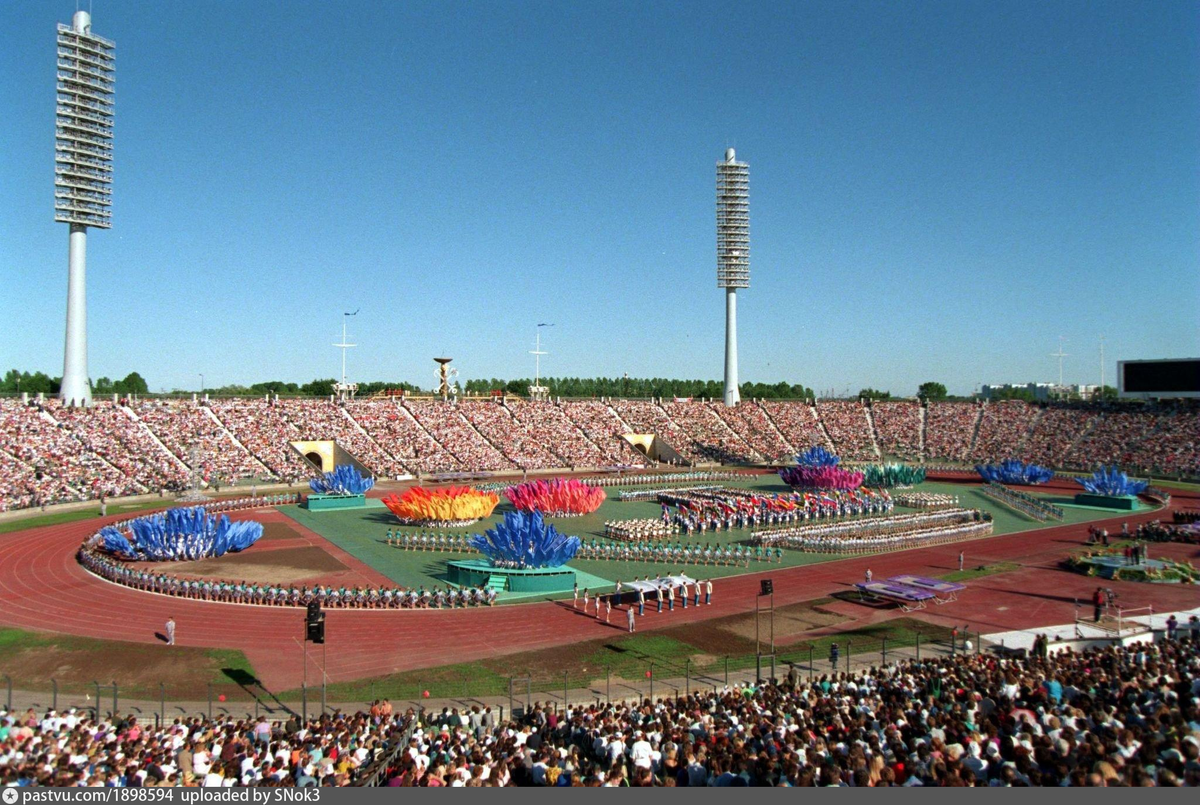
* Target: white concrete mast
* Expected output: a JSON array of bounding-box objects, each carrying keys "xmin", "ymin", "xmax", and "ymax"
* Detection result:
[{"xmin": 55, "ymin": 10, "xmax": 115, "ymax": 406}]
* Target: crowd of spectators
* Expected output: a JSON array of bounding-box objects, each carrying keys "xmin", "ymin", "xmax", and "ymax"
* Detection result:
[
  {"xmin": 869, "ymin": 401, "xmax": 923, "ymax": 461},
  {"xmin": 344, "ymin": 400, "xmax": 460, "ymax": 476},
  {"xmin": 134, "ymin": 401, "xmax": 266, "ymax": 485},
  {"xmin": 1123, "ymin": 406, "xmax": 1200, "ymax": 477},
  {"xmin": 3, "ymin": 396, "xmax": 1198, "ymax": 513},
  {"xmin": 708, "ymin": 402, "xmax": 794, "ymax": 463},
  {"xmin": 403, "ymin": 401, "xmax": 515, "ymax": 474},
  {"xmin": 50, "ymin": 401, "xmax": 188, "ymax": 494},
  {"xmin": 759, "ymin": 401, "xmax": 828, "ymax": 455},
  {"xmin": 610, "ymin": 401, "xmax": 705, "ymax": 463},
  {"xmin": 1065, "ymin": 409, "xmax": 1155, "ymax": 469},
  {"xmin": 924, "ymin": 403, "xmax": 981, "ymax": 461},
  {"xmin": 369, "ymin": 635, "xmax": 1200, "ymax": 787},
  {"xmin": 558, "ymin": 401, "xmax": 647, "ymax": 466},
  {"xmin": 458, "ymin": 401, "xmax": 562, "ymax": 470},
  {"xmin": 0, "ymin": 704, "xmax": 415, "ymax": 787},
  {"xmin": 207, "ymin": 400, "xmax": 310, "ymax": 482},
  {"xmin": 275, "ymin": 400, "xmax": 408, "ymax": 479},
  {"xmin": 1021, "ymin": 408, "xmax": 1097, "ymax": 468},
  {"xmin": 661, "ymin": 402, "xmax": 755, "ymax": 464},
  {"xmin": 815, "ymin": 402, "xmax": 878, "ymax": 461},
  {"xmin": 970, "ymin": 401, "xmax": 1038, "ymax": 463},
  {"xmin": 507, "ymin": 401, "xmax": 608, "ymax": 468},
  {"xmin": 0, "ymin": 398, "xmax": 132, "ymax": 506}
]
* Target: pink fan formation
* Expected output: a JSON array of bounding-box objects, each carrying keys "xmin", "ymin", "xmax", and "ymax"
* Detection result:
[
  {"xmin": 505, "ymin": 478, "xmax": 607, "ymax": 516},
  {"xmin": 780, "ymin": 465, "xmax": 865, "ymax": 491}
]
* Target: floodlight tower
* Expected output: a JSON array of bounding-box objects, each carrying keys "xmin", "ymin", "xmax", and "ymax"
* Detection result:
[
  {"xmin": 55, "ymin": 10, "xmax": 115, "ymax": 407},
  {"xmin": 717, "ymin": 148, "xmax": 749, "ymax": 407}
]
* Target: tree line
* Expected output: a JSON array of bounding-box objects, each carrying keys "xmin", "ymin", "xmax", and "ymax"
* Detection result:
[
  {"xmin": 1, "ymin": 369, "xmax": 148, "ymax": 396},
  {"xmin": 6, "ymin": 368, "xmax": 1017, "ymax": 402},
  {"xmin": 461, "ymin": 377, "xmax": 817, "ymax": 400}
]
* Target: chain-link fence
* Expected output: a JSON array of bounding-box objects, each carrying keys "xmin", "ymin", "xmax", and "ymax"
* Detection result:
[{"xmin": 2, "ymin": 626, "xmax": 990, "ymax": 725}]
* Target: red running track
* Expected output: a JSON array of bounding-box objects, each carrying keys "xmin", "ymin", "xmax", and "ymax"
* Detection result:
[{"xmin": 0, "ymin": 480, "xmax": 1196, "ymax": 691}]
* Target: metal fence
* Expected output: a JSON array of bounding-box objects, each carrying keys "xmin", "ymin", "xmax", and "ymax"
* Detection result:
[{"xmin": 2, "ymin": 627, "xmax": 988, "ymax": 725}]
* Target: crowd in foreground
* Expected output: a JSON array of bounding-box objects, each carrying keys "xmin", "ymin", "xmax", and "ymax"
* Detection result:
[{"xmin": 5, "ymin": 634, "xmax": 1197, "ymax": 787}]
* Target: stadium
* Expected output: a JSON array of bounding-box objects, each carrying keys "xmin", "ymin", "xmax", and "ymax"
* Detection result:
[{"xmin": 2, "ymin": 2, "xmax": 1200, "ymax": 792}]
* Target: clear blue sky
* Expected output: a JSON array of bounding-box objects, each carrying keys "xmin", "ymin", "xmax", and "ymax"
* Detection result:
[{"xmin": 2, "ymin": 0, "xmax": 1197, "ymax": 396}]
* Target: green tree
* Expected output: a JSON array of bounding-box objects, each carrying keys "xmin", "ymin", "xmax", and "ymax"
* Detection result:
[
  {"xmin": 119, "ymin": 372, "xmax": 149, "ymax": 394},
  {"xmin": 301, "ymin": 378, "xmax": 337, "ymax": 396},
  {"xmin": 989, "ymin": 386, "xmax": 1036, "ymax": 402},
  {"xmin": 917, "ymin": 382, "xmax": 948, "ymax": 401},
  {"xmin": 858, "ymin": 387, "xmax": 891, "ymax": 401}
]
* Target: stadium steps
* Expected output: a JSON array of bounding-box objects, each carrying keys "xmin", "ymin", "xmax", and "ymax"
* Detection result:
[
  {"xmin": 702, "ymin": 404, "xmax": 761, "ymax": 462},
  {"xmin": 605, "ymin": 403, "xmax": 658, "ymax": 465},
  {"xmin": 546, "ymin": 401, "xmax": 612, "ymax": 466},
  {"xmin": 460, "ymin": 406, "xmax": 526, "ymax": 469},
  {"xmin": 1065, "ymin": 415, "xmax": 1099, "ymax": 460},
  {"xmin": 485, "ymin": 574, "xmax": 508, "ymax": 592},
  {"xmin": 43, "ymin": 407, "xmax": 149, "ymax": 493},
  {"xmin": 338, "ymin": 405, "xmax": 411, "ymax": 475},
  {"xmin": 120, "ymin": 405, "xmax": 191, "ymax": 475},
  {"xmin": 810, "ymin": 403, "xmax": 838, "ymax": 452},
  {"xmin": 394, "ymin": 403, "xmax": 463, "ymax": 474},
  {"xmin": 748, "ymin": 400, "xmax": 796, "ymax": 458},
  {"xmin": 918, "ymin": 403, "xmax": 928, "ymax": 459},
  {"xmin": 862, "ymin": 403, "xmax": 883, "ymax": 460},
  {"xmin": 201, "ymin": 406, "xmax": 272, "ymax": 476},
  {"xmin": 965, "ymin": 404, "xmax": 985, "ymax": 457},
  {"xmin": 1015, "ymin": 407, "xmax": 1044, "ymax": 455}
]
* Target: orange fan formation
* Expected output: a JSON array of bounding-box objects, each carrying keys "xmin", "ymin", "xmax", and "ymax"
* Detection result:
[{"xmin": 382, "ymin": 486, "xmax": 500, "ymax": 523}]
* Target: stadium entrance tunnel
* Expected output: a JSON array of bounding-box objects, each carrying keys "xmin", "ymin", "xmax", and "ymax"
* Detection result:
[
  {"xmin": 621, "ymin": 433, "xmax": 686, "ymax": 465},
  {"xmin": 290, "ymin": 440, "xmax": 375, "ymax": 479}
]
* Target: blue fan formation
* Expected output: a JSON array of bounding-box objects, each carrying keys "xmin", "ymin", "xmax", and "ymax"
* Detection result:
[
  {"xmin": 976, "ymin": 459, "xmax": 1055, "ymax": 485},
  {"xmin": 468, "ymin": 511, "xmax": 581, "ymax": 569},
  {"xmin": 309, "ymin": 464, "xmax": 375, "ymax": 496},
  {"xmin": 794, "ymin": 445, "xmax": 841, "ymax": 468},
  {"xmin": 1076, "ymin": 466, "xmax": 1149, "ymax": 497},
  {"xmin": 98, "ymin": 506, "xmax": 263, "ymax": 561}
]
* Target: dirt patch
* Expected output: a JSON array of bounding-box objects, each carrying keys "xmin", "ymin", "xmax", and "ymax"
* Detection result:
[
  {"xmin": 657, "ymin": 621, "xmax": 759, "ymax": 656},
  {"xmin": 654, "ymin": 599, "xmax": 850, "ymax": 655},
  {"xmin": 259, "ymin": 522, "xmax": 306, "ymax": 542},
  {"xmin": 0, "ymin": 633, "xmax": 254, "ymax": 699},
  {"xmin": 155, "ymin": 546, "xmax": 346, "ymax": 584}
]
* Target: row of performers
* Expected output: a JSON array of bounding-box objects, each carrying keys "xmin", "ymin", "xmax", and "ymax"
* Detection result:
[{"xmin": 661, "ymin": 488, "xmax": 894, "ymax": 534}]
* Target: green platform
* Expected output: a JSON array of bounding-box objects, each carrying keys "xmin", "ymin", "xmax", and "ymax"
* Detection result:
[
  {"xmin": 447, "ymin": 559, "xmax": 576, "ymax": 594},
  {"xmin": 1073, "ymin": 493, "xmax": 1141, "ymax": 511},
  {"xmin": 305, "ymin": 493, "xmax": 367, "ymax": 511}
]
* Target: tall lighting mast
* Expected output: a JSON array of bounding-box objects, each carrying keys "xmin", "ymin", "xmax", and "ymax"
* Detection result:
[
  {"xmin": 55, "ymin": 10, "xmax": 115, "ymax": 406},
  {"xmin": 716, "ymin": 148, "xmax": 749, "ymax": 407}
]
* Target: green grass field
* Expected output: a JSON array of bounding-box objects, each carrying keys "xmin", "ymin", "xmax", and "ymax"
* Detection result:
[{"xmin": 279, "ymin": 477, "xmax": 1127, "ymax": 599}]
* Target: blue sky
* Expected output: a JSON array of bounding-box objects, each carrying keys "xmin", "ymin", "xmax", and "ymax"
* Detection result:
[{"xmin": 1, "ymin": 0, "xmax": 1197, "ymax": 396}]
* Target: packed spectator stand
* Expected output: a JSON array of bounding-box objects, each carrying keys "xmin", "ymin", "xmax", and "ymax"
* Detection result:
[
  {"xmin": 816, "ymin": 401, "xmax": 879, "ymax": 461},
  {"xmin": 924, "ymin": 402, "xmax": 982, "ymax": 462},
  {"xmin": 869, "ymin": 401, "xmax": 923, "ymax": 460},
  {"xmin": 507, "ymin": 401, "xmax": 609, "ymax": 468},
  {"xmin": 2, "ymin": 395, "xmax": 1198, "ymax": 513},
  {"xmin": 759, "ymin": 400, "xmax": 829, "ymax": 453},
  {"xmin": 970, "ymin": 401, "xmax": 1038, "ymax": 463},
  {"xmin": 660, "ymin": 401, "xmax": 755, "ymax": 464},
  {"xmin": 707, "ymin": 402, "xmax": 793, "ymax": 463},
  {"xmin": 558, "ymin": 400, "xmax": 648, "ymax": 466}
]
